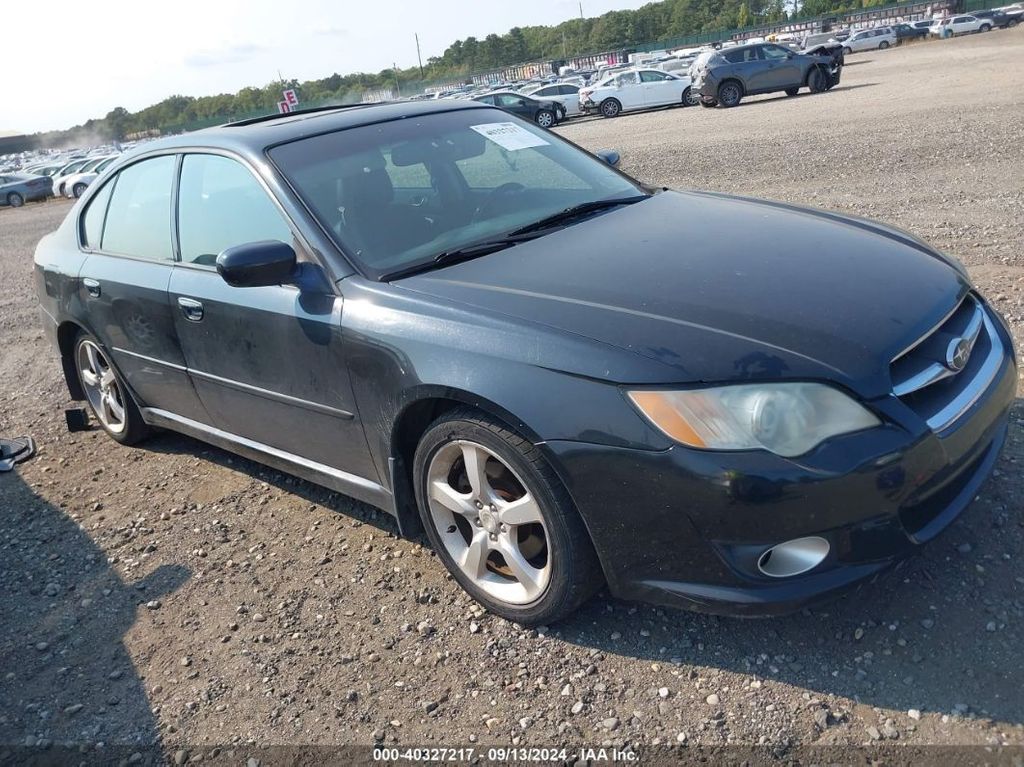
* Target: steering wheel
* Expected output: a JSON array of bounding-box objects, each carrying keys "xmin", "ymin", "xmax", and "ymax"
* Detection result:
[{"xmin": 472, "ymin": 182, "xmax": 526, "ymax": 223}]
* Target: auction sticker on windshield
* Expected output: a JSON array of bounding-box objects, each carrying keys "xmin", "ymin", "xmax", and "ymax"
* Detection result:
[{"xmin": 470, "ymin": 122, "xmax": 549, "ymax": 150}]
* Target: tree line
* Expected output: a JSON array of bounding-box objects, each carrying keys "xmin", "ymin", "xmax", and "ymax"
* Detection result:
[{"xmin": 37, "ymin": 0, "xmax": 887, "ymax": 146}]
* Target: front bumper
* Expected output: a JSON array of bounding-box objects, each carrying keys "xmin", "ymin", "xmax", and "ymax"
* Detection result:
[{"xmin": 545, "ymin": 323, "xmax": 1016, "ymax": 617}]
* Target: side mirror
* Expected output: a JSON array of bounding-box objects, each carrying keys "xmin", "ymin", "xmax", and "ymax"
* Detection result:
[
  {"xmin": 595, "ymin": 149, "xmax": 621, "ymax": 167},
  {"xmin": 217, "ymin": 240, "xmax": 297, "ymax": 288}
]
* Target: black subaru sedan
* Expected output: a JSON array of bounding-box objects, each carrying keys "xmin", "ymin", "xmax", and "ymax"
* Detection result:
[{"xmin": 34, "ymin": 101, "xmax": 1016, "ymax": 625}]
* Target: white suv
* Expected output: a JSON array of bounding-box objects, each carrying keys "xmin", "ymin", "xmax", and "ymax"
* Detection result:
[
  {"xmin": 842, "ymin": 27, "xmax": 897, "ymax": 53},
  {"xmin": 929, "ymin": 15, "xmax": 993, "ymax": 35}
]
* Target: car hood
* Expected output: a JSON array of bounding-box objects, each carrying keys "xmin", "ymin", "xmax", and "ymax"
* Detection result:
[{"xmin": 398, "ymin": 191, "xmax": 969, "ymax": 398}]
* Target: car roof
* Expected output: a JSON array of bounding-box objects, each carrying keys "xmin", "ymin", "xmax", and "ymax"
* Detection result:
[{"xmin": 122, "ymin": 100, "xmax": 495, "ymax": 157}]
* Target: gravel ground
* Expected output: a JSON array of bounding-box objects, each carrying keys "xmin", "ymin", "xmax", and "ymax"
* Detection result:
[{"xmin": 1, "ymin": 29, "xmax": 1023, "ymax": 761}]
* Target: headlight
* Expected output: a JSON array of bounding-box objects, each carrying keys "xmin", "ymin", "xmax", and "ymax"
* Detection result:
[{"xmin": 628, "ymin": 383, "xmax": 879, "ymax": 457}]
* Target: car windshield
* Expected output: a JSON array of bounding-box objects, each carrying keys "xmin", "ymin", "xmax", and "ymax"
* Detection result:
[{"xmin": 270, "ymin": 108, "xmax": 643, "ymax": 279}]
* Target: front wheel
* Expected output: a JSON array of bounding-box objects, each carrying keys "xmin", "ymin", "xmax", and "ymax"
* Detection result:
[
  {"xmin": 7, "ymin": 192, "xmax": 24, "ymax": 207},
  {"xmin": 700, "ymin": 98, "xmax": 717, "ymax": 108},
  {"xmin": 414, "ymin": 409, "xmax": 603, "ymax": 625},
  {"xmin": 681, "ymin": 86, "xmax": 700, "ymax": 106},
  {"xmin": 535, "ymin": 109, "xmax": 555, "ymax": 128},
  {"xmin": 980, "ymin": 24, "xmax": 991, "ymax": 32},
  {"xmin": 843, "ymin": 46, "xmax": 852, "ymax": 55},
  {"xmin": 599, "ymin": 98, "xmax": 621, "ymax": 118},
  {"xmin": 72, "ymin": 183, "xmax": 88, "ymax": 198},
  {"xmin": 717, "ymin": 81, "xmax": 743, "ymax": 108},
  {"xmin": 74, "ymin": 333, "xmax": 150, "ymax": 445},
  {"xmin": 807, "ymin": 67, "xmax": 828, "ymax": 93}
]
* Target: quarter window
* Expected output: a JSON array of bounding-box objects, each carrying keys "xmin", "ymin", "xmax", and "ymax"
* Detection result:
[
  {"xmin": 177, "ymin": 154, "xmax": 293, "ymax": 266},
  {"xmin": 81, "ymin": 178, "xmax": 115, "ymax": 248},
  {"xmin": 101, "ymin": 155, "xmax": 175, "ymax": 260}
]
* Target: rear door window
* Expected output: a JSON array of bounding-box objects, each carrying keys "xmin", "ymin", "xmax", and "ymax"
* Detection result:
[{"xmin": 100, "ymin": 155, "xmax": 175, "ymax": 260}]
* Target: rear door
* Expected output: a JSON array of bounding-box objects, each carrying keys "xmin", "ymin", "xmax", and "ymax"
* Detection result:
[
  {"xmin": 77, "ymin": 154, "xmax": 208, "ymax": 421},
  {"xmin": 167, "ymin": 152, "xmax": 377, "ymax": 480}
]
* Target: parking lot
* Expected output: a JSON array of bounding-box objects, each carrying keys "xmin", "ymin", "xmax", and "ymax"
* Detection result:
[{"xmin": 1, "ymin": 28, "xmax": 1022, "ymax": 758}]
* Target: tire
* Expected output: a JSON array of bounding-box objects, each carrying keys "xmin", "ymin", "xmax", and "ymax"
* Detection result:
[
  {"xmin": 843, "ymin": 46, "xmax": 852, "ymax": 56},
  {"xmin": 73, "ymin": 332, "xmax": 150, "ymax": 445},
  {"xmin": 807, "ymin": 67, "xmax": 828, "ymax": 93},
  {"xmin": 980, "ymin": 24, "xmax": 991, "ymax": 32},
  {"xmin": 716, "ymin": 80, "xmax": 743, "ymax": 108},
  {"xmin": 599, "ymin": 98, "xmax": 621, "ymax": 118},
  {"xmin": 785, "ymin": 87, "xmax": 800, "ymax": 97},
  {"xmin": 7, "ymin": 192, "xmax": 24, "ymax": 208},
  {"xmin": 1009, "ymin": 19, "xmax": 1019, "ymax": 27},
  {"xmin": 72, "ymin": 183, "xmax": 87, "ymax": 198},
  {"xmin": 681, "ymin": 86, "xmax": 699, "ymax": 107},
  {"xmin": 413, "ymin": 408, "xmax": 603, "ymax": 625},
  {"xmin": 535, "ymin": 109, "xmax": 555, "ymax": 129},
  {"xmin": 879, "ymin": 40, "xmax": 890, "ymax": 49}
]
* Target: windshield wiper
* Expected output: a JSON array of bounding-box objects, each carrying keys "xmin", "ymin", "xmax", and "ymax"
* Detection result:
[
  {"xmin": 382, "ymin": 233, "xmax": 541, "ymax": 280},
  {"xmin": 509, "ymin": 195, "xmax": 649, "ymax": 236}
]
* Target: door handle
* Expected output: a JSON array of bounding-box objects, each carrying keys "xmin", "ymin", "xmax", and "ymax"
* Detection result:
[
  {"xmin": 177, "ymin": 296, "xmax": 204, "ymax": 322},
  {"xmin": 82, "ymin": 277, "xmax": 101, "ymax": 297}
]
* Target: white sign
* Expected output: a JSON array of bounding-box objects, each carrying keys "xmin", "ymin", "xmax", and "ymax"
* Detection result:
[
  {"xmin": 277, "ymin": 101, "xmax": 291, "ymax": 114},
  {"xmin": 470, "ymin": 122, "xmax": 549, "ymax": 151},
  {"xmin": 283, "ymin": 89, "xmax": 298, "ymax": 107}
]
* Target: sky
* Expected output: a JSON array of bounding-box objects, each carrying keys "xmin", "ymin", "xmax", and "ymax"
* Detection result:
[{"xmin": 2, "ymin": 0, "xmax": 654, "ymax": 134}]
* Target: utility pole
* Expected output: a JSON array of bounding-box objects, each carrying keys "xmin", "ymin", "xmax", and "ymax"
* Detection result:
[
  {"xmin": 393, "ymin": 62, "xmax": 401, "ymax": 98},
  {"xmin": 415, "ymin": 33, "xmax": 424, "ymax": 79}
]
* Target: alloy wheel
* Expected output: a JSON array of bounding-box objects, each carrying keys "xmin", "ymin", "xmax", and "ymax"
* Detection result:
[
  {"xmin": 536, "ymin": 110, "xmax": 554, "ymax": 128},
  {"xmin": 425, "ymin": 439, "xmax": 551, "ymax": 605},
  {"xmin": 77, "ymin": 339, "xmax": 127, "ymax": 434}
]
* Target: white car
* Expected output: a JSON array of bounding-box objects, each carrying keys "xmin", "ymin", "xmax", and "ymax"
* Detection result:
[
  {"xmin": 525, "ymin": 83, "xmax": 583, "ymax": 117},
  {"xmin": 579, "ymin": 68, "xmax": 697, "ymax": 118},
  {"xmin": 842, "ymin": 27, "xmax": 897, "ymax": 53},
  {"xmin": 930, "ymin": 15, "xmax": 993, "ymax": 35},
  {"xmin": 61, "ymin": 155, "xmax": 119, "ymax": 198}
]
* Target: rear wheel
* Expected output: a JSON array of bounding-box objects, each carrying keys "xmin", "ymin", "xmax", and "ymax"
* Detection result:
[
  {"xmin": 599, "ymin": 98, "xmax": 621, "ymax": 118},
  {"xmin": 681, "ymin": 86, "xmax": 700, "ymax": 106},
  {"xmin": 72, "ymin": 183, "xmax": 87, "ymax": 198},
  {"xmin": 879, "ymin": 40, "xmax": 890, "ymax": 49},
  {"xmin": 843, "ymin": 46, "xmax": 852, "ymax": 55},
  {"xmin": 7, "ymin": 192, "xmax": 24, "ymax": 208},
  {"xmin": 535, "ymin": 109, "xmax": 555, "ymax": 128},
  {"xmin": 717, "ymin": 80, "xmax": 743, "ymax": 108},
  {"xmin": 980, "ymin": 23, "xmax": 991, "ymax": 32},
  {"xmin": 74, "ymin": 333, "xmax": 150, "ymax": 445},
  {"xmin": 414, "ymin": 409, "xmax": 603, "ymax": 625}
]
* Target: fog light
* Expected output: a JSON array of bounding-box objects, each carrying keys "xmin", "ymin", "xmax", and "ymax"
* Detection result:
[{"xmin": 757, "ymin": 536, "xmax": 830, "ymax": 578}]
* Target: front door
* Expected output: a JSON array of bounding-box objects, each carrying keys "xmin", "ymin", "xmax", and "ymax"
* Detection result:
[
  {"xmin": 638, "ymin": 70, "xmax": 679, "ymax": 106},
  {"xmin": 78, "ymin": 154, "xmax": 208, "ymax": 422},
  {"xmin": 758, "ymin": 45, "xmax": 804, "ymax": 90},
  {"xmin": 168, "ymin": 153, "xmax": 378, "ymax": 481}
]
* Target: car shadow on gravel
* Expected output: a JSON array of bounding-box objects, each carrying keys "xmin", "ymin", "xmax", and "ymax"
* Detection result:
[
  {"xmin": 139, "ymin": 431, "xmax": 403, "ymax": 537},
  {"xmin": 554, "ymin": 404, "xmax": 1024, "ymax": 727},
  {"xmin": 0, "ymin": 469, "xmax": 188, "ymax": 756}
]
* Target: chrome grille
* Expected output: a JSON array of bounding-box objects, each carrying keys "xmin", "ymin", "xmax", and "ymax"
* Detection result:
[{"xmin": 890, "ymin": 295, "xmax": 1005, "ymax": 433}]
